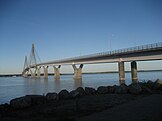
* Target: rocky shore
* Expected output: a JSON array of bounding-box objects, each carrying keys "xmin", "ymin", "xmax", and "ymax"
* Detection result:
[{"xmin": 0, "ymin": 79, "xmax": 162, "ymax": 121}]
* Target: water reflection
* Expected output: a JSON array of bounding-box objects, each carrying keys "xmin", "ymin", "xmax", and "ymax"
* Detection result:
[
  {"xmin": 23, "ymin": 77, "xmax": 39, "ymax": 94},
  {"xmin": 23, "ymin": 77, "xmax": 49, "ymax": 95},
  {"xmin": 73, "ymin": 78, "xmax": 83, "ymax": 88},
  {"xmin": 43, "ymin": 78, "xmax": 48, "ymax": 94},
  {"xmin": 54, "ymin": 78, "xmax": 61, "ymax": 92}
]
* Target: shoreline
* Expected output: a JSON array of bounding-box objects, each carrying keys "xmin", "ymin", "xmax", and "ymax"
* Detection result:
[
  {"xmin": 0, "ymin": 80, "xmax": 162, "ymax": 121},
  {"xmin": 0, "ymin": 69, "xmax": 161, "ymax": 77}
]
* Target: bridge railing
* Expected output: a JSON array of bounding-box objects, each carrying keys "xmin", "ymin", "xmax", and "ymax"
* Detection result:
[{"xmin": 70, "ymin": 42, "xmax": 162, "ymax": 60}]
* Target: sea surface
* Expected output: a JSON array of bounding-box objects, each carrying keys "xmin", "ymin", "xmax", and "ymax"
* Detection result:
[{"xmin": 0, "ymin": 71, "xmax": 162, "ymax": 104}]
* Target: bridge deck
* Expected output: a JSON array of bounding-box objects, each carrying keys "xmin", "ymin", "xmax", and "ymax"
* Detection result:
[{"xmin": 35, "ymin": 42, "xmax": 162, "ymax": 66}]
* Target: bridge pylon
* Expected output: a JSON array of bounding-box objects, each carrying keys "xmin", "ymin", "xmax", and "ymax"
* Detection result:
[
  {"xmin": 22, "ymin": 43, "xmax": 41, "ymax": 78},
  {"xmin": 29, "ymin": 44, "xmax": 40, "ymax": 77},
  {"xmin": 22, "ymin": 56, "xmax": 29, "ymax": 77},
  {"xmin": 28, "ymin": 44, "xmax": 37, "ymax": 78},
  {"xmin": 29, "ymin": 44, "xmax": 37, "ymax": 66}
]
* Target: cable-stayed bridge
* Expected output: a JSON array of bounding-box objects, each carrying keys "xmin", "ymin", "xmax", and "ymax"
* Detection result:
[{"xmin": 22, "ymin": 42, "xmax": 162, "ymax": 84}]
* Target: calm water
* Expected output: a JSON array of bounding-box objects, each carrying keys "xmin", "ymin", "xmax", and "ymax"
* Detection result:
[{"xmin": 0, "ymin": 71, "xmax": 162, "ymax": 104}]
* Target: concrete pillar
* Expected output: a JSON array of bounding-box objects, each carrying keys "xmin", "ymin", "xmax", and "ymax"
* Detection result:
[
  {"xmin": 22, "ymin": 73, "xmax": 27, "ymax": 77},
  {"xmin": 30, "ymin": 69, "xmax": 35, "ymax": 78},
  {"xmin": 36, "ymin": 66, "xmax": 41, "ymax": 78},
  {"xmin": 118, "ymin": 61, "xmax": 125, "ymax": 84},
  {"xmin": 131, "ymin": 61, "xmax": 138, "ymax": 83},
  {"xmin": 53, "ymin": 65, "xmax": 61, "ymax": 79},
  {"xmin": 43, "ymin": 66, "xmax": 48, "ymax": 79},
  {"xmin": 23, "ymin": 71, "xmax": 28, "ymax": 77},
  {"xmin": 72, "ymin": 64, "xmax": 83, "ymax": 79},
  {"xmin": 25, "ymin": 71, "xmax": 29, "ymax": 77}
]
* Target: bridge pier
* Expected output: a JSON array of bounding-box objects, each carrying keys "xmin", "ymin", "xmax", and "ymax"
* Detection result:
[
  {"xmin": 43, "ymin": 66, "xmax": 48, "ymax": 78},
  {"xmin": 36, "ymin": 66, "xmax": 41, "ymax": 78},
  {"xmin": 131, "ymin": 61, "xmax": 138, "ymax": 83},
  {"xmin": 72, "ymin": 64, "xmax": 83, "ymax": 79},
  {"xmin": 53, "ymin": 65, "xmax": 61, "ymax": 79},
  {"xmin": 23, "ymin": 71, "xmax": 28, "ymax": 77},
  {"xmin": 118, "ymin": 61, "xmax": 125, "ymax": 84},
  {"xmin": 30, "ymin": 69, "xmax": 35, "ymax": 78}
]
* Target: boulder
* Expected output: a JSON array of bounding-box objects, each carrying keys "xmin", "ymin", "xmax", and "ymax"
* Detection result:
[
  {"xmin": 26, "ymin": 95, "xmax": 47, "ymax": 105},
  {"xmin": 128, "ymin": 83, "xmax": 142, "ymax": 94},
  {"xmin": 85, "ymin": 87, "xmax": 96, "ymax": 95},
  {"xmin": 76, "ymin": 87, "xmax": 86, "ymax": 96},
  {"xmin": 153, "ymin": 79, "xmax": 162, "ymax": 90},
  {"xmin": 147, "ymin": 80, "xmax": 154, "ymax": 89},
  {"xmin": 10, "ymin": 95, "xmax": 46, "ymax": 108},
  {"xmin": 46, "ymin": 92, "xmax": 58, "ymax": 100},
  {"xmin": 58, "ymin": 89, "xmax": 70, "ymax": 100},
  {"xmin": 108, "ymin": 85, "xmax": 117, "ymax": 93},
  {"xmin": 97, "ymin": 86, "xmax": 109, "ymax": 94},
  {"xmin": 69, "ymin": 90, "xmax": 80, "ymax": 98},
  {"xmin": 141, "ymin": 86, "xmax": 152, "ymax": 94},
  {"xmin": 10, "ymin": 96, "xmax": 31, "ymax": 108},
  {"xmin": 115, "ymin": 84, "xmax": 128, "ymax": 94}
]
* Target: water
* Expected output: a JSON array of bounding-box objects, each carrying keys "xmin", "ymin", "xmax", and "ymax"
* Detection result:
[{"xmin": 0, "ymin": 71, "xmax": 162, "ymax": 104}]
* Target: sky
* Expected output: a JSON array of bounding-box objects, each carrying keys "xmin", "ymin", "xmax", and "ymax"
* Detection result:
[{"xmin": 0, "ymin": 0, "xmax": 162, "ymax": 74}]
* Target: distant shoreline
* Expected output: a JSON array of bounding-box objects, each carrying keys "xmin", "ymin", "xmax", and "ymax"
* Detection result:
[{"xmin": 0, "ymin": 70, "xmax": 161, "ymax": 77}]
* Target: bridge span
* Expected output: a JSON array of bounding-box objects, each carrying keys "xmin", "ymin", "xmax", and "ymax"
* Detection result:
[{"xmin": 22, "ymin": 42, "xmax": 162, "ymax": 85}]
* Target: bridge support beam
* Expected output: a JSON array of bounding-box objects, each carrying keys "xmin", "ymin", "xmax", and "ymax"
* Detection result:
[
  {"xmin": 53, "ymin": 65, "xmax": 61, "ymax": 79},
  {"xmin": 36, "ymin": 66, "xmax": 41, "ymax": 78},
  {"xmin": 30, "ymin": 69, "xmax": 35, "ymax": 78},
  {"xmin": 43, "ymin": 66, "xmax": 48, "ymax": 79},
  {"xmin": 118, "ymin": 61, "xmax": 125, "ymax": 84},
  {"xmin": 72, "ymin": 64, "xmax": 83, "ymax": 79},
  {"xmin": 131, "ymin": 61, "xmax": 138, "ymax": 83}
]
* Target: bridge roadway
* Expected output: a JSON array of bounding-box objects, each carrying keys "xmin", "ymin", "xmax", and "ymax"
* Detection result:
[{"xmin": 23, "ymin": 42, "xmax": 162, "ymax": 85}]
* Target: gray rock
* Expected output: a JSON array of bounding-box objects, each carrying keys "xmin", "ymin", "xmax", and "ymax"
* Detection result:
[
  {"xmin": 26, "ymin": 95, "xmax": 46, "ymax": 105},
  {"xmin": 142, "ymin": 86, "xmax": 152, "ymax": 94},
  {"xmin": 155, "ymin": 79, "xmax": 162, "ymax": 84},
  {"xmin": 58, "ymin": 89, "xmax": 69, "ymax": 100},
  {"xmin": 108, "ymin": 86, "xmax": 116, "ymax": 93},
  {"xmin": 138, "ymin": 82, "xmax": 144, "ymax": 87},
  {"xmin": 76, "ymin": 87, "xmax": 86, "ymax": 96},
  {"xmin": 147, "ymin": 80, "xmax": 154, "ymax": 89},
  {"xmin": 153, "ymin": 79, "xmax": 162, "ymax": 90},
  {"xmin": 46, "ymin": 92, "xmax": 58, "ymax": 100},
  {"xmin": 69, "ymin": 90, "xmax": 80, "ymax": 98},
  {"xmin": 115, "ymin": 84, "xmax": 128, "ymax": 94},
  {"xmin": 10, "ymin": 95, "xmax": 46, "ymax": 108},
  {"xmin": 128, "ymin": 83, "xmax": 142, "ymax": 94},
  {"xmin": 97, "ymin": 86, "xmax": 109, "ymax": 94},
  {"xmin": 10, "ymin": 96, "xmax": 31, "ymax": 108},
  {"xmin": 85, "ymin": 87, "xmax": 96, "ymax": 95}
]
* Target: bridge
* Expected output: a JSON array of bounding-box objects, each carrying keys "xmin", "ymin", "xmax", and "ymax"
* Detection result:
[{"xmin": 22, "ymin": 42, "xmax": 162, "ymax": 85}]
